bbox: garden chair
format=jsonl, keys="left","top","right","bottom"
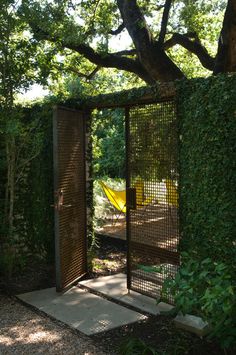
{"left": 165, "top": 179, "right": 178, "bottom": 225}
{"left": 99, "top": 179, "right": 155, "bottom": 225}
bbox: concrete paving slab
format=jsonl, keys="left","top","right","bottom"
{"left": 17, "top": 287, "right": 146, "bottom": 335}
{"left": 80, "top": 274, "right": 160, "bottom": 315}
{"left": 157, "top": 302, "right": 174, "bottom": 314}
{"left": 174, "top": 313, "right": 210, "bottom": 337}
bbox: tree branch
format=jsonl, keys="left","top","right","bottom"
{"left": 64, "top": 43, "right": 154, "bottom": 83}
{"left": 111, "top": 49, "right": 136, "bottom": 56}
{"left": 159, "top": 0, "right": 172, "bottom": 45}
{"left": 67, "top": 65, "right": 101, "bottom": 80}
{"left": 164, "top": 33, "right": 215, "bottom": 70}
{"left": 117, "top": 0, "right": 184, "bottom": 82}
{"left": 109, "top": 22, "right": 125, "bottom": 35}
{"left": 29, "top": 23, "right": 155, "bottom": 84}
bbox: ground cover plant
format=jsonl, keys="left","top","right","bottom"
{"left": 163, "top": 255, "right": 236, "bottom": 350}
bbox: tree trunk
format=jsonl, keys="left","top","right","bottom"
{"left": 214, "top": 0, "right": 236, "bottom": 73}
{"left": 117, "top": 0, "right": 185, "bottom": 82}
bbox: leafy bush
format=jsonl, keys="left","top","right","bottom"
{"left": 120, "top": 337, "right": 157, "bottom": 355}
{"left": 177, "top": 75, "right": 236, "bottom": 267}
{"left": 163, "top": 254, "right": 236, "bottom": 349}
{"left": 0, "top": 103, "right": 54, "bottom": 267}
{"left": 166, "top": 75, "right": 236, "bottom": 350}
{"left": 92, "top": 108, "right": 125, "bottom": 179}
{"left": 0, "top": 245, "right": 27, "bottom": 279}
{"left": 17, "top": 104, "right": 54, "bottom": 261}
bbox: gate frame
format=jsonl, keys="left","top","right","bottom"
{"left": 59, "top": 81, "right": 179, "bottom": 298}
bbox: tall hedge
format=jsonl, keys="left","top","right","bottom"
{"left": 21, "top": 104, "right": 54, "bottom": 260}
{"left": 177, "top": 74, "right": 236, "bottom": 266}
{"left": 11, "top": 104, "right": 54, "bottom": 262}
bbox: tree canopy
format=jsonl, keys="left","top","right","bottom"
{"left": 19, "top": 0, "right": 235, "bottom": 86}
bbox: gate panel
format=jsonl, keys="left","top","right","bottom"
{"left": 126, "top": 101, "right": 179, "bottom": 303}
{"left": 53, "top": 106, "right": 87, "bottom": 292}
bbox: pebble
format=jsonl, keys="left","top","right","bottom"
{"left": 0, "top": 294, "right": 109, "bottom": 354}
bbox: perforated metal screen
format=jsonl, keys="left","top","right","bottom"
{"left": 126, "top": 100, "right": 179, "bottom": 303}
{"left": 53, "top": 106, "right": 87, "bottom": 292}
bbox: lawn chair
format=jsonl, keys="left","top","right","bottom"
{"left": 165, "top": 179, "right": 178, "bottom": 225}
{"left": 99, "top": 179, "right": 155, "bottom": 225}
{"left": 99, "top": 181, "right": 126, "bottom": 225}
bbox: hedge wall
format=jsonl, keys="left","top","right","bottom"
{"left": 18, "top": 104, "right": 54, "bottom": 261}
{"left": 0, "top": 103, "right": 55, "bottom": 264}
{"left": 2, "top": 75, "right": 235, "bottom": 270}
{"left": 177, "top": 74, "right": 236, "bottom": 266}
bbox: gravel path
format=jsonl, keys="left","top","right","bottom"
{"left": 0, "top": 294, "right": 108, "bottom": 355}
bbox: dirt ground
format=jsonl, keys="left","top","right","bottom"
{"left": 0, "top": 293, "right": 107, "bottom": 355}
{"left": 0, "top": 235, "right": 227, "bottom": 355}
{"left": 95, "top": 203, "right": 178, "bottom": 251}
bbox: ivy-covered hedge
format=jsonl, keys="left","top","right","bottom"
{"left": 175, "top": 75, "right": 236, "bottom": 348}
{"left": 177, "top": 74, "right": 236, "bottom": 266}
{"left": 18, "top": 104, "right": 54, "bottom": 261}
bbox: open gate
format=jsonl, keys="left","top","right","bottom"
{"left": 126, "top": 100, "right": 179, "bottom": 303}
{"left": 53, "top": 95, "right": 179, "bottom": 301}
{"left": 53, "top": 106, "right": 87, "bottom": 292}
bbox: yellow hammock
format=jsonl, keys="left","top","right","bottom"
{"left": 99, "top": 181, "right": 126, "bottom": 213}
{"left": 99, "top": 179, "right": 154, "bottom": 214}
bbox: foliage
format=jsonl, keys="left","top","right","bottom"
{"left": 0, "top": 105, "right": 51, "bottom": 274}
{"left": 19, "top": 0, "right": 228, "bottom": 86}
{"left": 17, "top": 104, "right": 54, "bottom": 261}
{"left": 0, "top": 0, "right": 57, "bottom": 275}
{"left": 50, "top": 68, "right": 143, "bottom": 99}
{"left": 120, "top": 337, "right": 157, "bottom": 355}
{"left": 162, "top": 74, "right": 236, "bottom": 350}
{"left": 0, "top": 0, "right": 57, "bottom": 102}
{"left": 177, "top": 74, "right": 236, "bottom": 265}
{"left": 163, "top": 255, "right": 236, "bottom": 349}
{"left": 0, "top": 104, "right": 54, "bottom": 276}
{"left": 129, "top": 103, "right": 178, "bottom": 181}
{"left": 0, "top": 103, "right": 54, "bottom": 274}
{"left": 92, "top": 108, "right": 125, "bottom": 178}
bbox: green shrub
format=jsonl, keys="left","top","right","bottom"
{"left": 120, "top": 337, "right": 157, "bottom": 355}
{"left": 164, "top": 75, "right": 236, "bottom": 350}
{"left": 17, "top": 104, "right": 54, "bottom": 261}
{"left": 163, "top": 254, "right": 236, "bottom": 349}
{"left": 177, "top": 74, "right": 236, "bottom": 268}
{"left": 0, "top": 245, "right": 27, "bottom": 279}
{"left": 0, "top": 103, "right": 54, "bottom": 265}
{"left": 92, "top": 108, "right": 125, "bottom": 179}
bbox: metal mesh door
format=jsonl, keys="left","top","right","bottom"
{"left": 126, "top": 101, "right": 179, "bottom": 303}
{"left": 53, "top": 106, "right": 87, "bottom": 292}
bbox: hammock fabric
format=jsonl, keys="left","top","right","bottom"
{"left": 99, "top": 179, "right": 154, "bottom": 214}
{"left": 99, "top": 181, "right": 126, "bottom": 213}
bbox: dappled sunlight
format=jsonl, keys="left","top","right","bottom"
{"left": 1, "top": 316, "right": 67, "bottom": 350}
{"left": 16, "top": 286, "right": 145, "bottom": 336}
{"left": 0, "top": 295, "right": 102, "bottom": 354}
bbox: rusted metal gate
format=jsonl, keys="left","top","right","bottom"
{"left": 126, "top": 100, "right": 179, "bottom": 303}
{"left": 53, "top": 106, "right": 87, "bottom": 292}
